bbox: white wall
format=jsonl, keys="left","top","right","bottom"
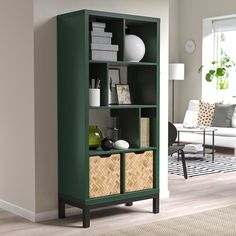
{"left": 33, "top": 0, "right": 170, "bottom": 213}
{"left": 169, "top": 0, "right": 180, "bottom": 121}
{"left": 0, "top": 0, "right": 35, "bottom": 213}
{"left": 174, "top": 0, "right": 236, "bottom": 122}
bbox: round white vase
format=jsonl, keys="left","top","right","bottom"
{"left": 124, "top": 34, "right": 145, "bottom": 62}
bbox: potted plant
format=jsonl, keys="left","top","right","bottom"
{"left": 198, "top": 51, "right": 235, "bottom": 90}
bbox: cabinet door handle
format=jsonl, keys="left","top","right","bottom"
{"left": 99, "top": 154, "right": 112, "bottom": 158}
{"left": 134, "top": 151, "right": 145, "bottom": 154}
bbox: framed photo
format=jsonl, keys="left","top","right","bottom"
{"left": 108, "top": 68, "right": 121, "bottom": 104}
{"left": 116, "top": 84, "right": 131, "bottom": 105}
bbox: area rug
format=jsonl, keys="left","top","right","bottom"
{"left": 168, "top": 153, "right": 236, "bottom": 177}
{"left": 98, "top": 205, "right": 236, "bottom": 236}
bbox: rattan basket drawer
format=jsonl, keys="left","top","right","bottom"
{"left": 89, "top": 154, "right": 120, "bottom": 198}
{"left": 125, "top": 151, "right": 153, "bottom": 192}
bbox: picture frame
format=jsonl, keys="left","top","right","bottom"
{"left": 116, "top": 84, "right": 131, "bottom": 105}
{"left": 108, "top": 68, "right": 121, "bottom": 104}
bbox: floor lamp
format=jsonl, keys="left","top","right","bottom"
{"left": 169, "top": 63, "right": 185, "bottom": 122}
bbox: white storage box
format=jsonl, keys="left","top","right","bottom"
{"left": 91, "top": 50, "right": 117, "bottom": 61}
{"left": 91, "top": 36, "right": 112, "bottom": 44}
{"left": 91, "top": 43, "right": 118, "bottom": 51}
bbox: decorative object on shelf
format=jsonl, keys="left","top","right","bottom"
{"left": 140, "top": 117, "right": 150, "bottom": 147}
{"left": 106, "top": 117, "right": 119, "bottom": 141}
{"left": 89, "top": 77, "right": 101, "bottom": 107}
{"left": 89, "top": 125, "right": 103, "bottom": 149}
{"left": 101, "top": 137, "right": 114, "bottom": 151}
{"left": 113, "top": 140, "right": 129, "bottom": 149}
{"left": 184, "top": 39, "right": 196, "bottom": 54}
{"left": 124, "top": 34, "right": 145, "bottom": 62}
{"left": 108, "top": 68, "right": 121, "bottom": 104}
{"left": 169, "top": 63, "right": 185, "bottom": 122}
{"left": 90, "top": 21, "right": 119, "bottom": 61}
{"left": 116, "top": 84, "right": 131, "bottom": 104}
{"left": 89, "top": 88, "right": 100, "bottom": 107}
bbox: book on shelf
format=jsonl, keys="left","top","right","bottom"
{"left": 140, "top": 117, "right": 150, "bottom": 147}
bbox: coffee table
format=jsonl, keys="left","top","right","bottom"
{"left": 176, "top": 126, "right": 217, "bottom": 162}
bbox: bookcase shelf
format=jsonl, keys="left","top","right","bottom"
{"left": 57, "top": 9, "right": 160, "bottom": 228}
{"left": 89, "top": 146, "right": 156, "bottom": 156}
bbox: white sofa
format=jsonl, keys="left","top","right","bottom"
{"left": 175, "top": 100, "right": 236, "bottom": 155}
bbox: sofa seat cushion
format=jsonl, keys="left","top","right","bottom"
{"left": 174, "top": 124, "right": 236, "bottom": 137}
{"left": 214, "top": 127, "right": 236, "bottom": 137}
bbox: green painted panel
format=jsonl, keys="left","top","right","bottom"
{"left": 86, "top": 188, "right": 159, "bottom": 205}
{"left": 89, "top": 147, "right": 156, "bottom": 156}
{"left": 156, "top": 21, "right": 160, "bottom": 190}
{"left": 57, "top": 11, "right": 89, "bottom": 200}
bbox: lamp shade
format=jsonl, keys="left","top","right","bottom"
{"left": 169, "top": 63, "right": 185, "bottom": 80}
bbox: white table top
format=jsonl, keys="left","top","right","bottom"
{"left": 174, "top": 124, "right": 217, "bottom": 133}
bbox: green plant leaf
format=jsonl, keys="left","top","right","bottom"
{"left": 198, "top": 65, "right": 203, "bottom": 73}
{"left": 206, "top": 73, "right": 213, "bottom": 82}
{"left": 216, "top": 67, "right": 225, "bottom": 77}
{"left": 209, "top": 69, "right": 215, "bottom": 75}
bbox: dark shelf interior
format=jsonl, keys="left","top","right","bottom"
{"left": 128, "top": 65, "right": 156, "bottom": 105}
{"left": 89, "top": 15, "right": 124, "bottom": 61}
{"left": 125, "top": 19, "right": 157, "bottom": 63}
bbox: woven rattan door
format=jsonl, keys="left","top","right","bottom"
{"left": 125, "top": 151, "right": 153, "bottom": 192}
{"left": 89, "top": 154, "right": 120, "bottom": 198}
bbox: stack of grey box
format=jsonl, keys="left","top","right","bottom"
{"left": 91, "top": 22, "right": 119, "bottom": 61}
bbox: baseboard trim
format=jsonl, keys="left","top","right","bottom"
{"left": 0, "top": 190, "right": 169, "bottom": 222}
{"left": 0, "top": 199, "right": 35, "bottom": 222}
{"left": 35, "top": 207, "right": 82, "bottom": 222}
{"left": 0, "top": 199, "right": 82, "bottom": 222}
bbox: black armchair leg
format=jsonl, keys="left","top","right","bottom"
{"left": 180, "top": 150, "right": 188, "bottom": 179}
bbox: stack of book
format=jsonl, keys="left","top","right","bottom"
{"left": 183, "top": 144, "right": 203, "bottom": 153}
{"left": 91, "top": 22, "right": 119, "bottom": 61}
{"left": 140, "top": 118, "right": 150, "bottom": 147}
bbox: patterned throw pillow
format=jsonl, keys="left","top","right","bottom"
{"left": 197, "top": 101, "right": 215, "bottom": 127}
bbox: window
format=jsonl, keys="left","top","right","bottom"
{"left": 202, "top": 17, "right": 236, "bottom": 102}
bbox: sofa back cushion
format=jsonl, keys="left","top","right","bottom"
{"left": 187, "top": 100, "right": 199, "bottom": 111}
{"left": 183, "top": 100, "right": 199, "bottom": 127}
{"left": 212, "top": 104, "right": 236, "bottom": 127}
{"left": 184, "top": 100, "right": 236, "bottom": 127}
{"left": 231, "top": 106, "right": 236, "bottom": 128}
{"left": 197, "top": 101, "right": 215, "bottom": 127}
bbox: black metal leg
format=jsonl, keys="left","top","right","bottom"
{"left": 83, "top": 207, "right": 90, "bottom": 228}
{"left": 212, "top": 131, "right": 215, "bottom": 162}
{"left": 180, "top": 150, "right": 188, "bottom": 179}
{"left": 203, "top": 129, "right": 206, "bottom": 157}
{"left": 58, "top": 198, "right": 65, "bottom": 219}
{"left": 125, "top": 202, "right": 133, "bottom": 206}
{"left": 177, "top": 131, "right": 180, "bottom": 161}
{"left": 153, "top": 196, "right": 159, "bottom": 213}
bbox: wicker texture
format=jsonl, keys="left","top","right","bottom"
{"left": 89, "top": 154, "right": 120, "bottom": 198}
{"left": 125, "top": 151, "right": 153, "bottom": 192}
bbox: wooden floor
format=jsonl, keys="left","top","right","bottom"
{"left": 1, "top": 153, "right": 236, "bottom": 236}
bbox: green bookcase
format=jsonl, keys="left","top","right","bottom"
{"left": 57, "top": 9, "right": 160, "bottom": 228}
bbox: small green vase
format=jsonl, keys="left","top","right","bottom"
{"left": 89, "top": 125, "right": 103, "bottom": 149}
